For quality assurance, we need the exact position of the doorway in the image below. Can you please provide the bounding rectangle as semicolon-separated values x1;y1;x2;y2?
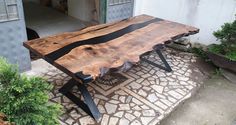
23;0;101;40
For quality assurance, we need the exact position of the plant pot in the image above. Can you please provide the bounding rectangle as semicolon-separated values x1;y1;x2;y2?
206;51;236;73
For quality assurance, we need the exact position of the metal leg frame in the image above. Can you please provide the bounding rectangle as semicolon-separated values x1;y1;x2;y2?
59;77;101;121
140;44;172;72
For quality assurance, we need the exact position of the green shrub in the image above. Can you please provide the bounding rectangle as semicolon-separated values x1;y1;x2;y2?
209;17;236;61
213;20;236;42
0;58;61;125
191;47;208;59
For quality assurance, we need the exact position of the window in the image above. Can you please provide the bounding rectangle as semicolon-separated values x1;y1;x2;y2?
0;0;19;22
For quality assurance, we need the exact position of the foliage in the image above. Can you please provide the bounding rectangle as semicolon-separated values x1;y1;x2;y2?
0;113;14;125
213;68;222;77
209;17;236;61
191;47;208;59
0;58;61;125
213;20;236;42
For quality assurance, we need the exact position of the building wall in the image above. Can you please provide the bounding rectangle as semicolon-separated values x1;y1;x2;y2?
106;0;134;23
0;0;31;72
68;0;96;22
134;0;236;45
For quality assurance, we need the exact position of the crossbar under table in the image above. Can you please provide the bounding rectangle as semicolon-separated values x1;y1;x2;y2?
140;44;172;72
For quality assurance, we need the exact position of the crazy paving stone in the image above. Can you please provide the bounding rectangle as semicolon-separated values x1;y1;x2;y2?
118;104;130;110
138;89;148;97
134;111;141;117
25;48;207;125
168;90;184;99
119;118;130;125
105;103;117;114
125;113;136;121
108;117;119;125
141;117;154;125
101;114;109;125
79;116;95;125
114;111;124;118
129;82;142;89
131;120;142;125
147;93;158;102
151;85;164;93
142;109;156;117
119;96;126;103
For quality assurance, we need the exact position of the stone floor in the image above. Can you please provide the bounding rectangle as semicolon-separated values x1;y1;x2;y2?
25;48;207;125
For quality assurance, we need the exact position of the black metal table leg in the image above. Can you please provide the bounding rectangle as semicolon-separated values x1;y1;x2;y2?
140;44;172;72
59;78;101;121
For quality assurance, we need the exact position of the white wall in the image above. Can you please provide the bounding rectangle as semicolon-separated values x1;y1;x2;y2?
68;0;95;22
134;0;236;45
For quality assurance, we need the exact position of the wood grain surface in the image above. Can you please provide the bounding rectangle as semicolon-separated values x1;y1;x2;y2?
24;14;199;79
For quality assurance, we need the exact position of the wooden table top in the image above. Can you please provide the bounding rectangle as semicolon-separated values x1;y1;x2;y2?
24;14;199;79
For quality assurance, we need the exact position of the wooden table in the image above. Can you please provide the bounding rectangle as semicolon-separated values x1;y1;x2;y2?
24;14;199;120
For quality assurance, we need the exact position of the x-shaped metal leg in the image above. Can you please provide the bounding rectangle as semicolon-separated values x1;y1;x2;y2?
140;44;172;72
59;79;101;121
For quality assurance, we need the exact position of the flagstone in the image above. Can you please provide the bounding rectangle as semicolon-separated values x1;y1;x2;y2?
125;113;136;121
168;90;183;99
138;89;147;97
142;109;156;117
143;86;152;91
141;117;154;125
118;104;130;110
119;118;130;125
155;101;168;110
131;120;142;125
109;100;120;104
108;117;119;125
151;85;164;93
119;96;126;103
177;76;189;81
126;96;133;103
65;118;74;125
132;105;142;110
101;114;109;125
105;103;117;114
114;111;124;118
129;82;142;89
98;105;106;113
134;111;141;117
79;116;95;125
141;105;150;110
147;93;158;102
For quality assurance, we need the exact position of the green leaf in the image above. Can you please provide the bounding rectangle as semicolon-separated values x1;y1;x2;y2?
0;57;62;125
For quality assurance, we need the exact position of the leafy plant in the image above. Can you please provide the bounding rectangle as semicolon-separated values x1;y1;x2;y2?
208;17;236;61
0;58;61;125
214;20;236;42
0;113;14;125
191;47;208;59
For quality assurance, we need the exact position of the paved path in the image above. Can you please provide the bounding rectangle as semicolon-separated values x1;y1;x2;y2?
160;76;236;125
25;48;207;125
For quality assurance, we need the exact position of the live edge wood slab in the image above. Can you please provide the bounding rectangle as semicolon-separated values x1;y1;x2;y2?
24;14;199;80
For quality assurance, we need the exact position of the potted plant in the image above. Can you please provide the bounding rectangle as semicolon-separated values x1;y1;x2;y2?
207;17;236;72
